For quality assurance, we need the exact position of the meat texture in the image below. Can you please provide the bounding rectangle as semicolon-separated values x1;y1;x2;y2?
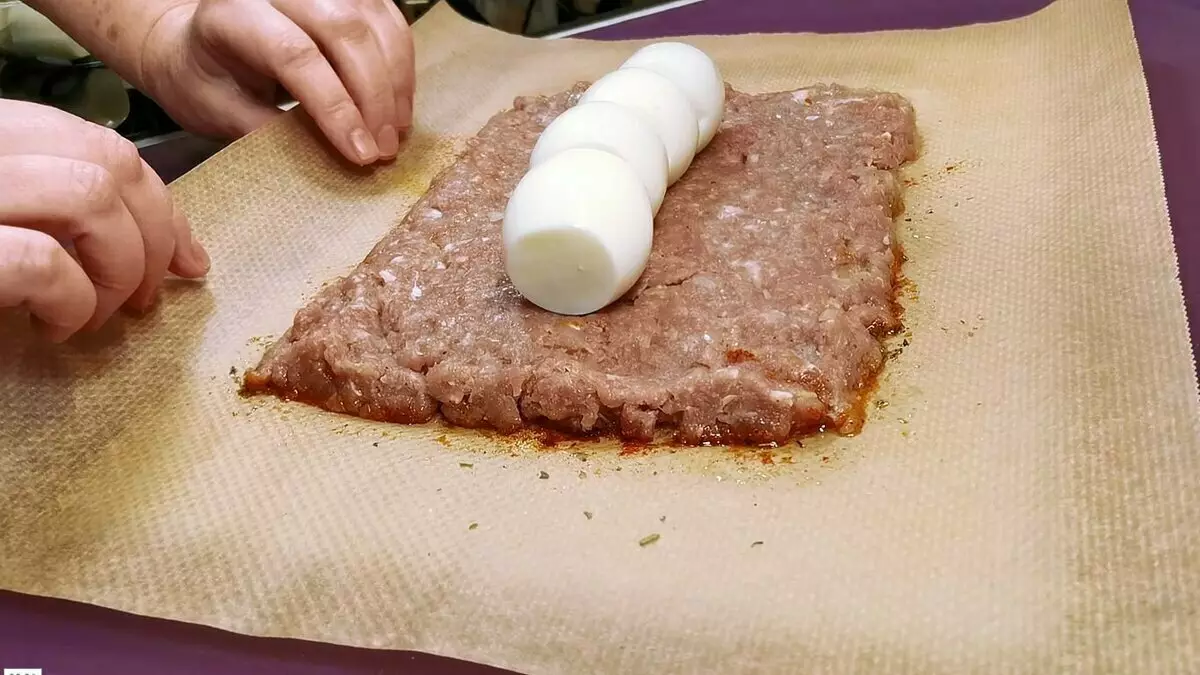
244;83;919;445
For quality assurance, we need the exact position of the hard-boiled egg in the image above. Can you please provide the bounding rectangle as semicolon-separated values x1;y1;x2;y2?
621;42;725;150
503;148;654;315
530;100;670;213
580;67;699;185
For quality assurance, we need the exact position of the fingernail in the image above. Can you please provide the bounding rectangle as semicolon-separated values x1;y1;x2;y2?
351;128;379;163
192;234;211;274
378;125;400;158
398;93;414;129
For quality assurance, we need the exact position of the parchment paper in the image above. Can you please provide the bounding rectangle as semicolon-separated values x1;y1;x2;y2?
2;0;1198;672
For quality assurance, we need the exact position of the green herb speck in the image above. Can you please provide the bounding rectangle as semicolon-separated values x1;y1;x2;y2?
659;515;666;523
468;522;478;530
459;462;474;469
638;533;661;547
584;511;593;520
229;366;237;376
751;541;764;548
538;471;549;480
372;441;379;447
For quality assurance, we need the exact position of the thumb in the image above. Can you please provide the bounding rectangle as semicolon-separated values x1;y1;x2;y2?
212;86;282;138
175;80;282;139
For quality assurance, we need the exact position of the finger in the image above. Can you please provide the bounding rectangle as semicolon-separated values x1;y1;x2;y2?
275;0;400;158
0;107;210;308
0;154;145;331
143;160;210;279
197;1;379;165
368;0;416;135
164;192;211;279
0;226;97;342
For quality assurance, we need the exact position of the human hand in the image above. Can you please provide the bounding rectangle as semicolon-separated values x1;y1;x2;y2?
139;0;415;166
0;99;209;342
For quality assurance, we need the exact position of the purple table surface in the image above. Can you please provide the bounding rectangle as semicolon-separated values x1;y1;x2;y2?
2;0;1197;673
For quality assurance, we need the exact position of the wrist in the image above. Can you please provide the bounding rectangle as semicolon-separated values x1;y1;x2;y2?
23;0;196;89
135;2;198;95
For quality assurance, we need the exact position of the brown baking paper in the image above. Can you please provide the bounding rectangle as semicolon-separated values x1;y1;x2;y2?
2;0;1198;672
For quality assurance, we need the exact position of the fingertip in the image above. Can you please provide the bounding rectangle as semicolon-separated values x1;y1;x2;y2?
29;303;85;343
349;127;380;164
82;307;119;334
167;196;210;279
126;283;162;314
170;236;211;279
34;317;74;344
397;91;414;131
193;236;212;274
377;125;400;159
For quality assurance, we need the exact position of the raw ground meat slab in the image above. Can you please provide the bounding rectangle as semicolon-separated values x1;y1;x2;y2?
244;83;918;445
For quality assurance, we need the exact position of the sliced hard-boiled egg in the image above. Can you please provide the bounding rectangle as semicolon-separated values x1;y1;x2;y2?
530;100;670;213
502;148;654;315
580;67;699;185
621;41;725;150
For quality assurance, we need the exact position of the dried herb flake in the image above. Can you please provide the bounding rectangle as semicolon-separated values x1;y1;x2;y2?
638;533;661;547
538;471;550;480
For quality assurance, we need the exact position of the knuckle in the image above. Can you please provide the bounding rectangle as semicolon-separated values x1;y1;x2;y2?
6;230;61;287
195;0;232;22
194;2;242;50
273;34;322;72
95;128;144;183
322;96;363;125
99;251;144;295
320;6;373;43
368;88;394;117
192;6;223;44
195;0;227;16
67;161;119;211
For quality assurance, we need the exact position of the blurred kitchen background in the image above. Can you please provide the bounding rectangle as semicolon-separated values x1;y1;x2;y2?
0;0;686;179
440;0;667;35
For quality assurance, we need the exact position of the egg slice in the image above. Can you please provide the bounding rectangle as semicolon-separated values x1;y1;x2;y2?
580;68;699;185
503;148;654;316
621;41;725;150
530;100;670;213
